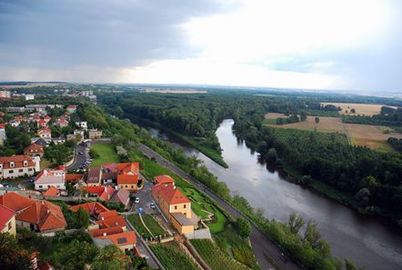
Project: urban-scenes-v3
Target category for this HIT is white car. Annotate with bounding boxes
[134,197,140,204]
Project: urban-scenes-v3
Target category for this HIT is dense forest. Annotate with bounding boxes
[98,90,402,226]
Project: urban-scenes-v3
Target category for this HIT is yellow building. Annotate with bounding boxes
[0,204,16,236]
[152,176,198,234]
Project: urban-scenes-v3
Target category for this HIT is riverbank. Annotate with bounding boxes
[124,114,229,168]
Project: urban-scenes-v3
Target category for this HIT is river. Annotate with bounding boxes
[147,119,402,270]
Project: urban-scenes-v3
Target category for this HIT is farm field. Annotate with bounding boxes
[150,242,199,270]
[89,143,119,167]
[264,114,402,151]
[320,102,396,116]
[190,239,249,270]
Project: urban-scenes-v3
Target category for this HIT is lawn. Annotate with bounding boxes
[127,214,165,238]
[191,239,249,270]
[90,143,119,167]
[214,225,259,270]
[150,242,199,270]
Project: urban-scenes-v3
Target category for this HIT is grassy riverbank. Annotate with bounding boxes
[125,115,228,168]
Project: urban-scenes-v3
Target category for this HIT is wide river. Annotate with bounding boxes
[147,119,402,270]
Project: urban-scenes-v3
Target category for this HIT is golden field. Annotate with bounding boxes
[320,102,396,116]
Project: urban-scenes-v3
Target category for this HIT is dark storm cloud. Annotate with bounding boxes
[0,0,232,69]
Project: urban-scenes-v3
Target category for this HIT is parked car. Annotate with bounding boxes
[150,202,156,209]
[134,197,140,204]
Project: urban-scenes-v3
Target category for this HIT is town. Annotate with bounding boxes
[0,88,253,270]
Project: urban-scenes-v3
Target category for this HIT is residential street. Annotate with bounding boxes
[67,142,90,171]
[138,143,300,270]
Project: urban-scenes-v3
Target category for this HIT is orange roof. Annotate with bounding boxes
[65,173,83,182]
[0,192,66,232]
[16,200,66,232]
[0,155,35,169]
[117,174,138,185]
[70,202,109,217]
[24,144,44,154]
[83,185,115,201]
[154,175,174,185]
[0,192,34,211]
[98,210,118,220]
[96,215,126,229]
[89,226,124,237]
[152,184,190,205]
[43,186,59,197]
[99,231,136,247]
[0,204,15,231]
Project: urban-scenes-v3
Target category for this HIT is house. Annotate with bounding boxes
[65,173,84,183]
[83,185,115,201]
[35,169,66,191]
[70,202,109,218]
[0,155,40,179]
[110,189,130,209]
[152,176,198,234]
[51,136,66,145]
[95,231,136,253]
[66,105,77,113]
[24,94,35,101]
[43,186,60,197]
[88,129,102,139]
[24,144,45,158]
[102,162,141,191]
[0,204,16,236]
[38,128,52,143]
[154,175,175,186]
[96,211,127,229]
[75,121,88,130]
[0,192,67,233]
[73,130,85,141]
[0,124,6,146]
[56,117,69,128]
[87,167,102,186]
[34,138,48,147]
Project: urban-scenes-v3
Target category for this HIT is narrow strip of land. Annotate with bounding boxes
[138,143,300,270]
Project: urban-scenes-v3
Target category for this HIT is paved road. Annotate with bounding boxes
[138,143,300,270]
[68,143,90,171]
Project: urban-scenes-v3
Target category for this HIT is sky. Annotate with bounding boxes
[0,0,401,92]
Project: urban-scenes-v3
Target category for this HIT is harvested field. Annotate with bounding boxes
[320,102,396,116]
[264,114,402,151]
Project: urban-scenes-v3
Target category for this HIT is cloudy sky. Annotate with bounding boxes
[0,0,401,92]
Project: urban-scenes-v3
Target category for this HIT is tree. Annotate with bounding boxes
[287,213,305,234]
[0,233,31,270]
[350,108,356,114]
[92,245,130,270]
[265,148,277,164]
[315,117,320,124]
[304,221,321,249]
[300,111,307,121]
[75,208,90,229]
[234,217,251,239]
[355,188,370,206]
[51,239,98,269]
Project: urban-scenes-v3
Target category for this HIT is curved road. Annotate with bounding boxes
[138,143,300,270]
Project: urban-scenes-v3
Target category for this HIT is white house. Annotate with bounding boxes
[0,124,6,146]
[35,169,66,191]
[75,121,88,130]
[0,155,40,179]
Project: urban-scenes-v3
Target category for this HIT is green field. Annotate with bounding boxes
[127,214,165,238]
[191,239,249,270]
[150,242,199,270]
[90,143,119,167]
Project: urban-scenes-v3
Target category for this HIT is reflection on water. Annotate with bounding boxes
[147,120,402,270]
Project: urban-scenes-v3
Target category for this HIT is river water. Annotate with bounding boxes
[147,119,402,270]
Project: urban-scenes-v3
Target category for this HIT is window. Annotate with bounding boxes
[125,185,128,188]
[39,185,42,188]
[174,206,177,210]
[28,168,33,171]
[9,170,14,173]
[8,222,12,230]
[19,169,23,173]
[183,204,186,209]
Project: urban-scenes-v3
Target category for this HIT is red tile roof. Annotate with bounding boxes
[0,192,66,232]
[154,175,174,185]
[0,192,34,211]
[98,231,136,247]
[103,162,139,185]
[98,210,118,220]
[69,202,109,217]
[152,183,190,205]
[0,204,15,231]
[96,215,127,229]
[89,226,124,237]
[117,174,138,185]
[43,186,59,197]
[65,173,83,182]
[83,185,115,201]
[24,144,44,155]
[0,155,35,169]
